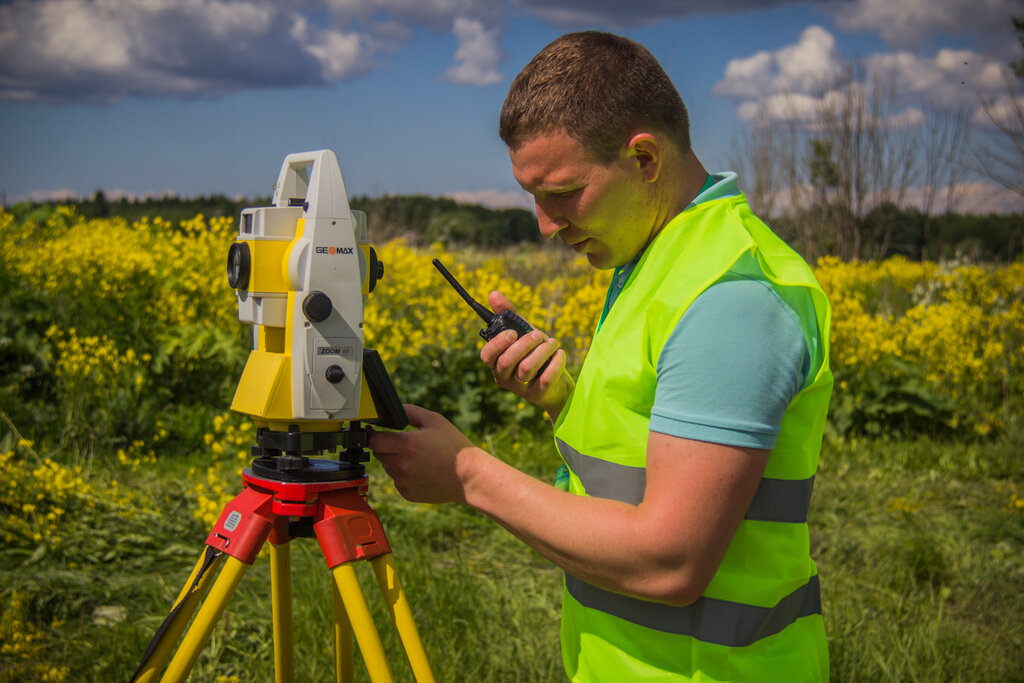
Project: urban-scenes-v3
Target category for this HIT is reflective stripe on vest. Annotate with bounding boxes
[556,438,814,524]
[565,572,821,647]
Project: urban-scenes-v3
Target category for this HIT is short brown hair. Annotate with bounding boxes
[499,31,691,162]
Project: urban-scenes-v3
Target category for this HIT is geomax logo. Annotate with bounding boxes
[316,246,354,255]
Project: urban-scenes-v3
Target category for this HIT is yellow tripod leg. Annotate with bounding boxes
[270,542,295,683]
[160,555,249,683]
[331,563,395,683]
[332,572,355,683]
[371,554,435,683]
[133,549,223,683]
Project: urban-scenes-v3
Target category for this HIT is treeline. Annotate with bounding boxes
[7,191,1022,261]
[349,194,541,247]
[7,190,541,248]
[68,191,265,226]
[773,202,1024,264]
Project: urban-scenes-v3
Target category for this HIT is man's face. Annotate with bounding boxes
[509,129,658,269]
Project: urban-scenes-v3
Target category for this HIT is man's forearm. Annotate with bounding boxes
[458,446,704,606]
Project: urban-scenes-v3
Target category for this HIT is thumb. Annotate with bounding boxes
[402,403,440,429]
[488,290,517,314]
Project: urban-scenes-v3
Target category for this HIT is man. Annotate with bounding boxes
[369,31,833,681]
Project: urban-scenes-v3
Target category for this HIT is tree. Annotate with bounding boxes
[972,16,1024,200]
[919,107,971,260]
[1012,15,1024,78]
[735,61,972,261]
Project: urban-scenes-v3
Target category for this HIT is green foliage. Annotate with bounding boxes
[350,194,539,247]
[815,433,1024,681]
[829,357,958,440]
[3,421,1022,680]
[151,322,249,407]
[390,341,542,435]
[6,193,267,227]
[2,205,1022,679]
[10,191,1021,259]
[775,206,1024,264]
[12,192,541,249]
[0,258,56,440]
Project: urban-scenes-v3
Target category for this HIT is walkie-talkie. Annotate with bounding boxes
[432,258,535,340]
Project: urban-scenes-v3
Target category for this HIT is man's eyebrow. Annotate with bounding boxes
[525,181,583,195]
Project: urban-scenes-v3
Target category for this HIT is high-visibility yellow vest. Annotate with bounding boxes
[553,194,833,681]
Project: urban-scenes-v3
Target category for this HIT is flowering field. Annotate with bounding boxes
[1,206,1022,680]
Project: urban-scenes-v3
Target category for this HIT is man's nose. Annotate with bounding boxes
[535,200,568,238]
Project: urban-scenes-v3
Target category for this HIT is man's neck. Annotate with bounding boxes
[675,150,710,215]
[647,149,708,243]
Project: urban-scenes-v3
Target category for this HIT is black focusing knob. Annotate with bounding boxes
[325,365,345,384]
[303,291,332,322]
[368,247,383,294]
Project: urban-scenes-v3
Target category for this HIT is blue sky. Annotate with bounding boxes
[0,0,1021,212]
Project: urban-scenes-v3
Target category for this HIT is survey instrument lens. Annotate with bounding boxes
[227,242,250,290]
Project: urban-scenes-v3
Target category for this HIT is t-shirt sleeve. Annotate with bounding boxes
[648,278,810,450]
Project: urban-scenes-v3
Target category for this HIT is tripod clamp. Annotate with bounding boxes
[249,422,372,482]
[205,469,390,567]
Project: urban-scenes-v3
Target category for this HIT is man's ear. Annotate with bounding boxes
[625,133,662,183]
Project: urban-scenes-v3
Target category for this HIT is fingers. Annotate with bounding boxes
[480,329,517,370]
[367,426,401,454]
[488,290,516,314]
[479,290,565,389]
[513,333,560,383]
[535,347,567,383]
[367,404,430,454]
[481,328,560,385]
[402,403,438,428]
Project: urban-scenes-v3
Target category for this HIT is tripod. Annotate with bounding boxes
[132,426,435,683]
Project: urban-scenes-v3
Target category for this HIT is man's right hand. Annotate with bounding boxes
[480,290,575,422]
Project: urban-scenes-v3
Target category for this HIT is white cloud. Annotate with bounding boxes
[976,94,1024,129]
[445,17,503,86]
[17,188,82,204]
[717,25,1015,129]
[204,0,274,37]
[293,20,372,81]
[714,51,774,99]
[714,26,843,106]
[716,26,849,124]
[735,92,821,123]
[763,181,1024,217]
[0,0,362,103]
[772,26,843,94]
[36,0,132,72]
[0,0,503,104]
[446,188,533,210]
[835,0,1018,53]
[509,0,794,29]
[865,49,1005,110]
[902,182,1024,214]
[887,106,926,128]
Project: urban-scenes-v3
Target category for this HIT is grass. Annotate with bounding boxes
[1,423,1022,681]
[814,431,1024,681]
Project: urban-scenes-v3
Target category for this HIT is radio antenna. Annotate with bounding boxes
[431,259,495,324]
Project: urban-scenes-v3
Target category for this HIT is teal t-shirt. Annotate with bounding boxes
[609,172,817,450]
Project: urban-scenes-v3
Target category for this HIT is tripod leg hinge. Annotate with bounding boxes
[205,486,277,564]
[315,490,391,567]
